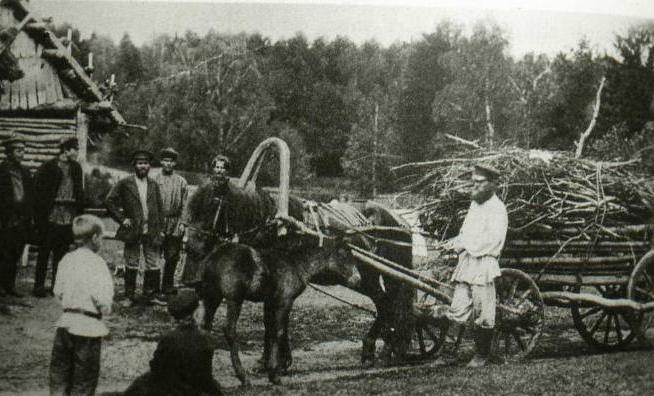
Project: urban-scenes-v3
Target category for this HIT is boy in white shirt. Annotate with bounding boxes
[50,214,114,395]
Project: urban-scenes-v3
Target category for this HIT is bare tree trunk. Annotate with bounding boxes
[575,76,607,159]
[485,94,495,147]
[372,102,378,198]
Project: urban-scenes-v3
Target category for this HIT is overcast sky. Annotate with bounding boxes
[30,0,654,57]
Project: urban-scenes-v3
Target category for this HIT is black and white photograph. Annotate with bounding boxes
[1,0,654,394]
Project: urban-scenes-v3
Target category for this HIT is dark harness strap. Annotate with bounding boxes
[64,308,102,320]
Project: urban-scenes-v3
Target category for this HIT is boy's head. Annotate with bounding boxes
[72,214,105,251]
[168,289,200,321]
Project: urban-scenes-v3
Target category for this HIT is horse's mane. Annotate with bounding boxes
[186,179,305,236]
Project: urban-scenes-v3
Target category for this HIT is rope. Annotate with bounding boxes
[306,283,377,316]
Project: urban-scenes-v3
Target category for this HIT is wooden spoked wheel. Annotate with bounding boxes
[411,291,449,358]
[570,283,638,351]
[411,315,447,358]
[628,251,654,346]
[494,269,545,361]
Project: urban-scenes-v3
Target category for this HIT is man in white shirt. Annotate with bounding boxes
[435,164,508,368]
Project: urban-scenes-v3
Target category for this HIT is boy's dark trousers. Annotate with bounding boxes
[50,327,101,396]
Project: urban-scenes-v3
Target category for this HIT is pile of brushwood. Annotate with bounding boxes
[394,146,654,242]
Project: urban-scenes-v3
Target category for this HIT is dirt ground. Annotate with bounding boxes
[2,236,654,395]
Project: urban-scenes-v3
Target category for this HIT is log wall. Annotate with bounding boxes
[0,116,79,170]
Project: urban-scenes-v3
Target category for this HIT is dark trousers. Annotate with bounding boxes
[162,235,182,292]
[49,327,101,396]
[0,226,27,293]
[35,223,73,292]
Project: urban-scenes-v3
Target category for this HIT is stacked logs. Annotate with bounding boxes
[395,147,654,243]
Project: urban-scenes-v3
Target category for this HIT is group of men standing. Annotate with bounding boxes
[0,135,189,306]
[105,148,188,307]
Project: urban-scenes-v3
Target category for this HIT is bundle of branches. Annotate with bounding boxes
[394,146,654,242]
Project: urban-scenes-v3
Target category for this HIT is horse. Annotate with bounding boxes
[194,231,360,386]
[183,179,415,382]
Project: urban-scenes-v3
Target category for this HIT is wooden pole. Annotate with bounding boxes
[351,249,453,304]
[542,291,654,312]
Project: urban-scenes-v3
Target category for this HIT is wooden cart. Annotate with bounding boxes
[235,137,654,363]
[350,228,654,363]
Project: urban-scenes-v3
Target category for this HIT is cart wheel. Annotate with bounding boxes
[411,315,447,358]
[628,251,654,346]
[494,268,544,361]
[570,283,638,351]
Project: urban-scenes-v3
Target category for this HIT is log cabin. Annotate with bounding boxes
[0,0,125,171]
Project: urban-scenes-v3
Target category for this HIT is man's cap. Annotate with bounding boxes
[160,147,179,161]
[167,289,199,320]
[473,164,501,182]
[2,134,24,150]
[59,136,79,151]
[131,149,153,162]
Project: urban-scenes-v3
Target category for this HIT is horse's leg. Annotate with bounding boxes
[267,300,291,385]
[223,299,249,387]
[280,307,292,374]
[256,301,274,373]
[361,293,385,368]
[202,291,222,332]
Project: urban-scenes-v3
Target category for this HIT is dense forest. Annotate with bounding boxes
[57,20,654,195]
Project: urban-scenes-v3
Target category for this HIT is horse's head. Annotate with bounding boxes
[184,225,217,262]
[289,229,361,289]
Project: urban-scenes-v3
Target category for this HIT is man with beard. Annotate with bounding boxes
[434,164,508,368]
[180,154,233,287]
[0,136,33,297]
[33,137,85,298]
[106,150,165,307]
[155,148,188,297]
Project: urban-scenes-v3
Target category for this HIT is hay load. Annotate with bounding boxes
[394,146,654,243]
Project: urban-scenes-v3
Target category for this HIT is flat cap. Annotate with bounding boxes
[160,147,179,160]
[473,164,501,181]
[167,289,199,320]
[131,149,153,162]
[59,136,79,151]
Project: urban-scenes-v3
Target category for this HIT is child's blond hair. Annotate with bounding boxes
[72,214,105,244]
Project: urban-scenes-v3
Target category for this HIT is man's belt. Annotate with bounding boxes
[63,308,102,320]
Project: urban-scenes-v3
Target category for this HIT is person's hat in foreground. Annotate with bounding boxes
[167,289,199,320]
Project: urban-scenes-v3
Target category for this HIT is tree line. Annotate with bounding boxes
[57,20,654,194]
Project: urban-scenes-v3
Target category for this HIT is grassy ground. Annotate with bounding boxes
[2,220,653,394]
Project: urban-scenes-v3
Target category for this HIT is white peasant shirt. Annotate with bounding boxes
[451,194,508,285]
[53,247,114,337]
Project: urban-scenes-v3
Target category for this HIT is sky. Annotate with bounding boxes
[29,0,654,57]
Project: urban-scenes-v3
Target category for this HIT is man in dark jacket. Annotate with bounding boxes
[123,289,221,396]
[0,136,34,297]
[33,137,85,298]
[105,150,165,307]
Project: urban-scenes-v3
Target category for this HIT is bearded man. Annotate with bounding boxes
[434,164,508,368]
[105,150,165,307]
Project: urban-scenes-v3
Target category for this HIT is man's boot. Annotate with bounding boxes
[432,320,464,366]
[122,268,138,308]
[161,259,178,296]
[467,327,493,368]
[145,270,167,306]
